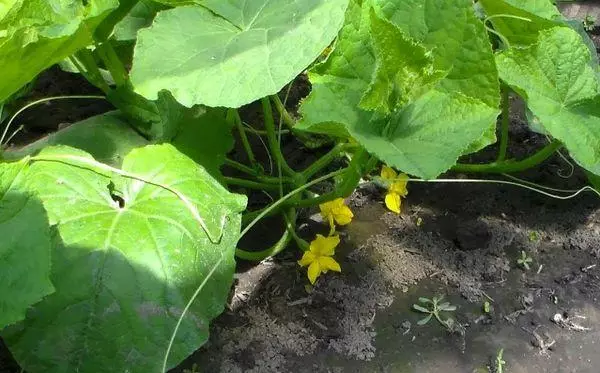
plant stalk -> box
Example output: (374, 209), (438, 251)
(301, 143), (353, 180)
(230, 109), (258, 169)
(240, 168), (346, 237)
(261, 97), (297, 177)
(74, 49), (110, 93)
(270, 95), (297, 130)
(95, 42), (128, 87)
(224, 177), (284, 191)
(453, 140), (562, 174)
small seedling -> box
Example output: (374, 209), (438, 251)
(528, 230), (540, 242)
(483, 301), (491, 314)
(584, 14), (596, 31)
(517, 250), (533, 270)
(489, 348), (506, 373)
(413, 295), (457, 330)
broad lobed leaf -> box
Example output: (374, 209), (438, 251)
(497, 26), (600, 175)
(0, 160), (54, 329)
(298, 0), (500, 179)
(0, 0), (118, 102)
(130, 0), (349, 108)
(2, 144), (246, 372)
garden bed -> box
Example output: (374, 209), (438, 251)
(2, 2), (600, 373)
(175, 107), (600, 373)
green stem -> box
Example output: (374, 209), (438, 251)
(224, 158), (295, 185)
(294, 153), (377, 208)
(293, 192), (339, 208)
(69, 56), (97, 87)
(230, 109), (258, 168)
(236, 209), (297, 261)
(270, 95), (297, 130)
(74, 49), (110, 93)
(240, 169), (346, 237)
(224, 158), (257, 176)
(453, 140), (562, 173)
(235, 223), (293, 261)
(243, 126), (290, 136)
(261, 97), (296, 177)
(282, 209), (309, 250)
(224, 177), (283, 191)
(301, 143), (353, 179)
(497, 86), (510, 162)
(95, 42), (128, 87)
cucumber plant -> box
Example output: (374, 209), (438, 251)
(1, 0), (600, 372)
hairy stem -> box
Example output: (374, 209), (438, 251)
(270, 95), (297, 130)
(261, 98), (296, 177)
(74, 49), (110, 93)
(235, 215), (294, 261)
(240, 169), (346, 237)
(453, 140), (562, 174)
(230, 109), (258, 169)
(301, 143), (354, 180)
(95, 42), (128, 87)
(225, 177), (285, 191)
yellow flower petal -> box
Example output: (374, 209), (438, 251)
(381, 165), (397, 181)
(318, 256), (341, 273)
(385, 192), (401, 214)
(319, 200), (334, 215)
(333, 204), (354, 226)
(307, 261), (321, 284)
(310, 234), (340, 256)
(389, 178), (408, 197)
(298, 251), (316, 267)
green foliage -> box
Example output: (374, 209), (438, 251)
(298, 0), (500, 179)
(3, 0), (600, 370)
(129, 0), (349, 108)
(2, 145), (246, 372)
(112, 0), (165, 42)
(497, 27), (600, 175)
(0, 0), (118, 102)
(412, 295), (457, 330)
(517, 250), (533, 270)
(0, 161), (54, 329)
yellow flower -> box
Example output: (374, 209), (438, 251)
(380, 165), (408, 214)
(298, 234), (342, 284)
(319, 198), (354, 235)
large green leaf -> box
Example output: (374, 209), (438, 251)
(497, 26), (600, 175)
(130, 0), (349, 108)
(298, 0), (499, 179)
(171, 107), (234, 182)
(359, 9), (443, 114)
(0, 160), (54, 329)
(3, 144), (247, 372)
(478, 0), (560, 46)
(0, 0), (118, 102)
(112, 0), (165, 41)
(3, 111), (148, 166)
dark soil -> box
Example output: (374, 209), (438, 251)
(2, 66), (113, 149)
